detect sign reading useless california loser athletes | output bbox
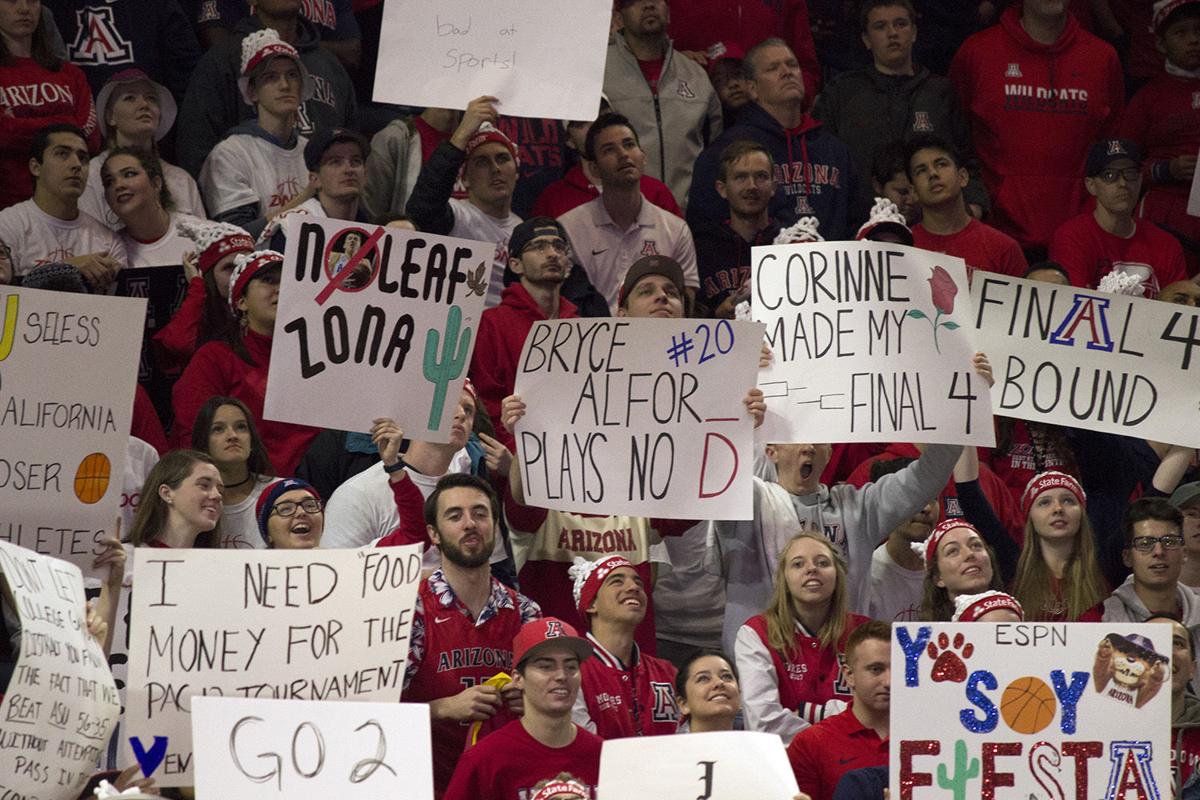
[0,286,144,576]
[513,318,764,519]
[890,622,1171,800]
[753,241,995,447]
[972,273,1200,447]
[265,217,490,441]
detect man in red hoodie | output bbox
[666,0,821,101]
[951,0,1124,255]
[1120,0,1200,272]
[469,217,579,448]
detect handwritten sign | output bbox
[972,273,1200,447]
[192,697,432,800]
[0,542,121,799]
[0,286,145,575]
[1188,145,1200,217]
[265,217,491,441]
[753,242,994,446]
[373,0,611,120]
[123,545,422,786]
[513,318,763,520]
[890,622,1171,800]
[599,732,799,799]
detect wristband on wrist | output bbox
[384,459,407,474]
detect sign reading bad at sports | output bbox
[0,541,121,800]
[0,286,144,575]
[374,0,610,120]
[972,273,1200,447]
[599,731,800,799]
[192,697,433,800]
[265,217,491,441]
[753,241,994,446]
[890,622,1171,800]
[122,545,423,786]
[513,318,763,519]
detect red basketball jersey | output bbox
[403,578,529,795]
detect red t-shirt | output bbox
[638,57,665,95]
[444,720,602,800]
[1049,211,1188,296]
[911,219,1027,280]
[743,614,867,714]
[980,420,1075,508]
[403,579,528,797]
[578,633,680,739]
[787,706,889,800]
[1175,725,1200,794]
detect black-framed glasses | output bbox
[1129,534,1184,552]
[271,498,322,517]
[1097,167,1140,184]
[523,238,570,257]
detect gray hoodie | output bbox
[710,443,960,653]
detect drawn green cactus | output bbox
[423,305,472,430]
[935,740,979,800]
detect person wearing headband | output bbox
[919,519,1005,621]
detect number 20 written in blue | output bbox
[695,320,735,364]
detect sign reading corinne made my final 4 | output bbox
[265,217,491,442]
[513,318,764,520]
[0,286,145,576]
[752,241,994,447]
[890,622,1171,800]
[972,273,1200,447]
[374,0,611,120]
[192,697,433,800]
[122,545,423,786]
[0,541,121,800]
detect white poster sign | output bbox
[374,0,611,120]
[0,542,121,799]
[972,273,1200,447]
[123,545,423,785]
[266,217,490,441]
[754,242,994,446]
[599,731,800,799]
[192,697,433,800]
[0,287,144,574]
[1188,145,1200,217]
[513,318,764,520]
[890,622,1172,800]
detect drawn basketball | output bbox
[1000,676,1057,734]
[74,452,111,504]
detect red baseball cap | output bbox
[512,618,592,667]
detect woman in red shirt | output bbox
[0,0,99,209]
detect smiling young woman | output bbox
[735,532,868,741]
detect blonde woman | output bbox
[735,533,867,741]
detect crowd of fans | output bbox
[3,0,1200,797]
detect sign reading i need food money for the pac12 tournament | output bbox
[753,241,994,447]
[266,217,491,442]
[0,286,144,577]
[890,622,1171,800]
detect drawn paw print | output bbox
[927,632,974,683]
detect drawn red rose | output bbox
[928,265,957,315]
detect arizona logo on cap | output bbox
[545,619,565,638]
[1107,140,1126,156]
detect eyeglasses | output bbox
[523,239,570,256]
[1129,534,1184,552]
[1096,167,1140,184]
[271,498,322,517]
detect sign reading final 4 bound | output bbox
[890,622,1171,800]
[266,217,491,442]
